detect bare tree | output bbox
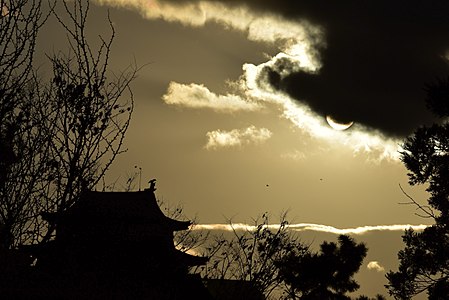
[39,0,136,242]
[158,197,210,256]
[201,213,307,299]
[0,0,50,249]
[0,0,137,248]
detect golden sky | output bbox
[38,1,449,297]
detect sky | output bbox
[38,0,449,297]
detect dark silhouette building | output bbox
[21,180,211,299]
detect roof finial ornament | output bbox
[148,179,157,193]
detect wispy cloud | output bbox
[192,223,429,235]
[205,126,272,150]
[367,261,385,272]
[94,0,322,64]
[163,82,261,112]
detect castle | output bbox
[26,179,211,299]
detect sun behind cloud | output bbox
[98,0,403,162]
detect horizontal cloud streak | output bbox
[192,223,429,235]
[205,126,272,149]
[163,82,261,112]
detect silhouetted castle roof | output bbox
[41,180,208,266]
[57,189,191,231]
[20,181,210,299]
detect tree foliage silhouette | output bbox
[201,213,307,298]
[0,0,136,249]
[201,214,371,299]
[277,234,367,300]
[386,77,449,299]
[355,295,386,300]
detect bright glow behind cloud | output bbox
[205,126,272,150]
[242,58,402,161]
[163,82,261,112]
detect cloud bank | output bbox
[205,126,272,150]
[193,223,429,235]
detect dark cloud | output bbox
[259,0,449,137]
[273,0,449,137]
[167,0,449,137]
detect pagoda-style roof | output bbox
[67,190,190,230]
[175,250,209,267]
[37,179,208,271]
[46,181,191,233]
[20,180,210,300]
